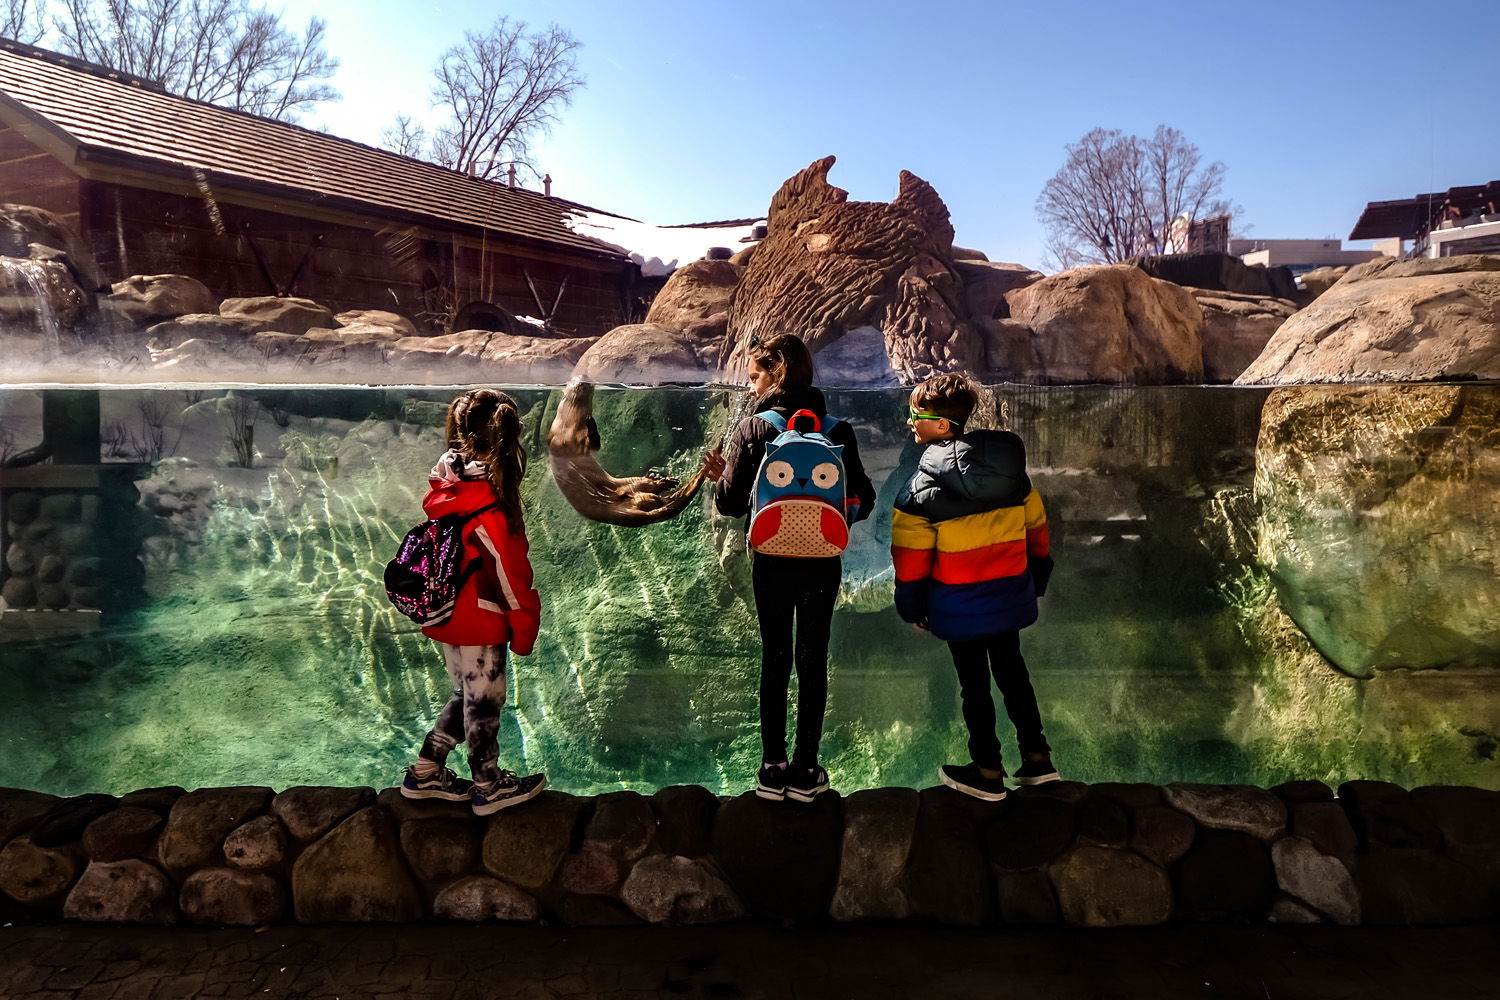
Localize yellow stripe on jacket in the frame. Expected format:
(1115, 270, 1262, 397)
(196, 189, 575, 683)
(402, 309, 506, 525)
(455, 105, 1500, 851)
(892, 489, 1049, 586)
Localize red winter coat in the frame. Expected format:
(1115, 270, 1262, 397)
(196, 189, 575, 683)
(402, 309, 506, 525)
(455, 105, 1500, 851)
(417, 451, 541, 653)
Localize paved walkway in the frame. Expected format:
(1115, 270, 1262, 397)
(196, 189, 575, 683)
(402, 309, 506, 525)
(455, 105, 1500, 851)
(1, 920, 1496, 999)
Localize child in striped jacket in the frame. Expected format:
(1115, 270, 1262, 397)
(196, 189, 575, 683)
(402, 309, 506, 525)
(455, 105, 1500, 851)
(890, 374, 1059, 801)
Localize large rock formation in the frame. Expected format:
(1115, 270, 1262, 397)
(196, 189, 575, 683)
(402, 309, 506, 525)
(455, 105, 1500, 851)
(1238, 255, 1500, 384)
(1192, 289, 1299, 383)
(724, 156, 980, 382)
(1253, 384, 1500, 676)
(1136, 251, 1298, 300)
(1002, 264, 1205, 383)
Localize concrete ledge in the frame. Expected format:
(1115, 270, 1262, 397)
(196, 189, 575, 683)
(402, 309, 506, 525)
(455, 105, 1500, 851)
(2, 781, 1496, 928)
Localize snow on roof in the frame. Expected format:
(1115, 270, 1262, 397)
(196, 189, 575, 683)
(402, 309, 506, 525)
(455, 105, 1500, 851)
(563, 210, 764, 277)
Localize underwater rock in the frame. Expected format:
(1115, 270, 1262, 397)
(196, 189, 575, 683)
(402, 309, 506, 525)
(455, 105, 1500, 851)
(222, 815, 287, 871)
(101, 274, 217, 327)
(272, 785, 376, 842)
(219, 295, 337, 335)
(1004, 264, 1205, 384)
(901, 787, 993, 925)
(62, 859, 176, 923)
(649, 785, 719, 858)
(81, 806, 164, 863)
(724, 156, 980, 383)
(1252, 384, 1500, 677)
(291, 806, 420, 922)
(619, 854, 744, 925)
(711, 790, 843, 922)
(432, 874, 539, 922)
(1238, 254, 1500, 383)
(1272, 835, 1360, 925)
(0, 834, 82, 905)
(829, 787, 918, 921)
(994, 866, 1060, 924)
(480, 791, 587, 891)
(158, 786, 274, 872)
(574, 323, 707, 384)
(1049, 844, 1172, 927)
(1191, 289, 1298, 383)
(1174, 830, 1275, 920)
(180, 867, 286, 925)
(400, 819, 481, 886)
(1163, 783, 1287, 841)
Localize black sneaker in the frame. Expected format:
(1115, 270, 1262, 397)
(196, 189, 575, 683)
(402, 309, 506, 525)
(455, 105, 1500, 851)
(400, 764, 474, 802)
(939, 762, 1008, 802)
(1012, 756, 1061, 786)
(785, 763, 830, 803)
(756, 762, 788, 801)
(472, 771, 546, 816)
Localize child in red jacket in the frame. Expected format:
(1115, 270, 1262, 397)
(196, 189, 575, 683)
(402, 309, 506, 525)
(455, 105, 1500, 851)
(400, 389, 546, 816)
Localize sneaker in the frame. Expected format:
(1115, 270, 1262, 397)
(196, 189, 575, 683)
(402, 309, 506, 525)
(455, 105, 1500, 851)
(755, 761, 788, 801)
(400, 764, 474, 802)
(472, 771, 547, 816)
(1012, 756, 1061, 786)
(785, 763, 830, 803)
(939, 762, 1008, 802)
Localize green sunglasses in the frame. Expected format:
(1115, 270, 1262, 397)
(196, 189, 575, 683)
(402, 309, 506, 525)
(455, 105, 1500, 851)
(908, 408, 946, 422)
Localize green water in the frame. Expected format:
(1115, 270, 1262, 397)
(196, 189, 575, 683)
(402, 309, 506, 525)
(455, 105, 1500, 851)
(1, 384, 1496, 796)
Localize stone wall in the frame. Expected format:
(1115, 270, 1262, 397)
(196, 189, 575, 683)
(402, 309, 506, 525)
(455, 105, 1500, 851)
(2, 781, 1496, 929)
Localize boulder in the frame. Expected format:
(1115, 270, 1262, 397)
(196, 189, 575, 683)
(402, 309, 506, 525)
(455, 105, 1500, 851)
(1298, 265, 1349, 301)
(222, 815, 287, 871)
(1269, 897, 1325, 924)
(1191, 289, 1298, 383)
(481, 792, 588, 891)
(389, 331, 595, 383)
(982, 794, 1075, 871)
(146, 314, 264, 348)
(1049, 845, 1172, 927)
(1290, 801, 1359, 867)
(619, 854, 744, 925)
(376, 786, 473, 825)
(1338, 782, 1442, 851)
(0, 257, 89, 329)
(829, 787, 919, 921)
(994, 866, 1060, 924)
(1253, 385, 1500, 677)
(1409, 786, 1500, 849)
(219, 295, 337, 334)
(976, 317, 1042, 381)
(1136, 252, 1298, 299)
(103, 275, 217, 326)
(1238, 255, 1500, 383)
(432, 874, 539, 922)
(81, 807, 164, 863)
(272, 786, 376, 843)
(302, 325, 406, 345)
(645, 258, 740, 330)
(555, 847, 623, 896)
(1271, 780, 1335, 805)
(29, 794, 118, 847)
(902, 787, 994, 925)
(1174, 830, 1275, 920)
(710, 791, 843, 922)
(1272, 836, 1359, 925)
(1089, 783, 1164, 810)
(179, 867, 286, 926)
(62, 860, 175, 923)
(725, 156, 981, 382)
(334, 309, 418, 336)
(0, 202, 102, 289)
(158, 786, 274, 872)
(1356, 848, 1495, 925)
(1004, 264, 1205, 384)
(649, 785, 719, 858)
(1163, 783, 1286, 841)
(1130, 805, 1198, 868)
(583, 790, 657, 864)
(291, 807, 420, 922)
(0, 834, 82, 905)
(400, 819, 481, 885)
(574, 324, 706, 384)
(1, 789, 62, 844)
(956, 260, 1044, 321)
(1075, 792, 1131, 848)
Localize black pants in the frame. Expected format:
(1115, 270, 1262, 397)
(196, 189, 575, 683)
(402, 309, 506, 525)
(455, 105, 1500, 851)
(752, 554, 841, 768)
(948, 630, 1050, 771)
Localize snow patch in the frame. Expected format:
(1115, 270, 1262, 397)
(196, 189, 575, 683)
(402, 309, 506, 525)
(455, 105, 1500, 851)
(563, 211, 764, 277)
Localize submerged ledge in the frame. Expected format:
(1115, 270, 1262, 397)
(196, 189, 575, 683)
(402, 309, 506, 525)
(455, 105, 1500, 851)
(1, 781, 1497, 929)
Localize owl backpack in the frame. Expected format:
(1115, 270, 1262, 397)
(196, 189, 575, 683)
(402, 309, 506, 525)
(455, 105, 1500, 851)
(748, 409, 856, 558)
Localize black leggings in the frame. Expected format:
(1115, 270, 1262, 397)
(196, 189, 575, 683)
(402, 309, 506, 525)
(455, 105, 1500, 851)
(752, 554, 841, 768)
(948, 630, 1050, 771)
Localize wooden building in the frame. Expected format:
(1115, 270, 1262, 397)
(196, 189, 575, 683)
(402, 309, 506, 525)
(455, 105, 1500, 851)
(1350, 181, 1500, 259)
(0, 40, 641, 336)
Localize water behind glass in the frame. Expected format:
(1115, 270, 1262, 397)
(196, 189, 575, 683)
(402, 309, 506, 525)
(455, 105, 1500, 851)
(0, 383, 1495, 796)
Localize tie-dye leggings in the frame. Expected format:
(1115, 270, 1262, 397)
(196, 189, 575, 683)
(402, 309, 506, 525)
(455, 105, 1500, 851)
(418, 643, 508, 789)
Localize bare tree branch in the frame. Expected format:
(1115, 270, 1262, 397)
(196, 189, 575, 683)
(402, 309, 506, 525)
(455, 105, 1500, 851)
(382, 114, 427, 159)
(45, 0, 338, 122)
(1, 0, 48, 43)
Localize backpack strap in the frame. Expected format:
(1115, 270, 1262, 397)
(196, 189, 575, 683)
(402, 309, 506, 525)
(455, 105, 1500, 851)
(755, 410, 787, 433)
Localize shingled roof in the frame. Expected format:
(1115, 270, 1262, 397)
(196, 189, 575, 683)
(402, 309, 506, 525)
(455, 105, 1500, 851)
(0, 40, 630, 261)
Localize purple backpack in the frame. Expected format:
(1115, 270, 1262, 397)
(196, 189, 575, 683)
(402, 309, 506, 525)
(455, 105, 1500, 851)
(384, 504, 495, 627)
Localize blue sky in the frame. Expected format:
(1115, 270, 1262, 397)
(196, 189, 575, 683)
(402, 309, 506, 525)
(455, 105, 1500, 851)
(302, 0, 1500, 269)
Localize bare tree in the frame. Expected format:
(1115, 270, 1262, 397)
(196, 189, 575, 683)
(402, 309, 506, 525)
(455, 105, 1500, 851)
(381, 114, 427, 159)
(48, 0, 337, 121)
(2, 0, 47, 43)
(1037, 125, 1229, 269)
(387, 17, 581, 179)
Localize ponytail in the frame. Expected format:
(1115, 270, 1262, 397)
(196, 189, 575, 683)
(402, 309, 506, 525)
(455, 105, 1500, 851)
(445, 389, 527, 532)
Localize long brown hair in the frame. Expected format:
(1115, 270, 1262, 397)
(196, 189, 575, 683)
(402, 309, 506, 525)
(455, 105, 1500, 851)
(746, 332, 815, 399)
(445, 388, 527, 531)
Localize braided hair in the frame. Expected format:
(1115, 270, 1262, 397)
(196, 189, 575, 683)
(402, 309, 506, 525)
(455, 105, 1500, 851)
(444, 388, 527, 531)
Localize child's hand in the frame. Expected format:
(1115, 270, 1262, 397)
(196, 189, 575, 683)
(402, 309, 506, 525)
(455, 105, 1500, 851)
(912, 619, 930, 634)
(701, 448, 726, 482)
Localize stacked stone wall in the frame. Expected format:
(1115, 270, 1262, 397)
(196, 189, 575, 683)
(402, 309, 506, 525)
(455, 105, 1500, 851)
(2, 780, 1496, 928)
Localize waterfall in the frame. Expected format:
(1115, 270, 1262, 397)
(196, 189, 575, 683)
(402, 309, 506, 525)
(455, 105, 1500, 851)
(0, 256, 68, 353)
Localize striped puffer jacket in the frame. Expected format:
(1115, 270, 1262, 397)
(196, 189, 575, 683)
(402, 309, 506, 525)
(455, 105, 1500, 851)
(890, 430, 1053, 642)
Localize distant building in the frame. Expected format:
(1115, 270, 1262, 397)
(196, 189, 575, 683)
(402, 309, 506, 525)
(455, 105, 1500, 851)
(0, 40, 641, 335)
(1228, 238, 1387, 276)
(1349, 181, 1500, 259)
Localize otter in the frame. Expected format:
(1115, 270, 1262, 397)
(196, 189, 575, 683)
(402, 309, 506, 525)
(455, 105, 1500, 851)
(547, 379, 708, 526)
